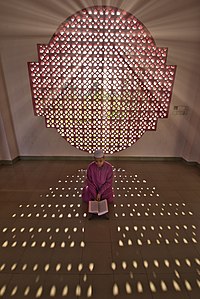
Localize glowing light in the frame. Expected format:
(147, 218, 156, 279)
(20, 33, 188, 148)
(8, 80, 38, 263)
(111, 262, 117, 270)
(11, 286, 18, 296)
(62, 286, 68, 296)
(28, 6, 176, 154)
(184, 280, 192, 291)
(24, 286, 30, 296)
(113, 283, 119, 296)
(89, 263, 94, 271)
(87, 285, 93, 297)
(137, 282, 143, 293)
(173, 280, 181, 291)
(75, 285, 81, 296)
(0, 285, 6, 296)
(161, 280, 168, 291)
(50, 285, 56, 297)
(125, 282, 132, 294)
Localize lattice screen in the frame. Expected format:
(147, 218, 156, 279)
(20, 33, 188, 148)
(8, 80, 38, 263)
(28, 6, 176, 154)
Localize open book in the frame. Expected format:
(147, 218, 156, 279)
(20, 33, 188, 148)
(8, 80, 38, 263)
(88, 199, 108, 216)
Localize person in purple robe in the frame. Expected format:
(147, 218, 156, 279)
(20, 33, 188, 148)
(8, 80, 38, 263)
(82, 149, 114, 203)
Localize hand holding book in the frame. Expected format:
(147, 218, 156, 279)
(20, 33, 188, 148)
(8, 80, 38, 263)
(88, 199, 109, 216)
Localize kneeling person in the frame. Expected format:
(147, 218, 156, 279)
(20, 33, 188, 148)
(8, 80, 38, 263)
(82, 149, 114, 203)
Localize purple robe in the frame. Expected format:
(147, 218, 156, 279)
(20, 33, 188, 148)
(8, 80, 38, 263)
(82, 161, 114, 203)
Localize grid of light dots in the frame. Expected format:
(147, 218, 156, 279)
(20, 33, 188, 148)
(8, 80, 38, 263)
(28, 6, 176, 154)
(0, 168, 199, 297)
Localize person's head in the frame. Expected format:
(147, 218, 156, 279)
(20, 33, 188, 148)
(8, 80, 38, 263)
(94, 149, 105, 168)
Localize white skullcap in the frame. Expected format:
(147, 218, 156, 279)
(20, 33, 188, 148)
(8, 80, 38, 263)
(94, 149, 104, 159)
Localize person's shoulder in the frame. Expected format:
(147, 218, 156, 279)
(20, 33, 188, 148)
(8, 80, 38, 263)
(104, 161, 113, 169)
(87, 161, 96, 169)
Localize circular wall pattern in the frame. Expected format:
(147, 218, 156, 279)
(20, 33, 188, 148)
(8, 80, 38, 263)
(28, 6, 176, 154)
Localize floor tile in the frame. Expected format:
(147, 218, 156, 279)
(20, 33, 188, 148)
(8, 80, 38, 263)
(0, 160, 199, 298)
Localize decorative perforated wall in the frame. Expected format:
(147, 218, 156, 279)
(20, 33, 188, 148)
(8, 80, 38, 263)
(28, 6, 176, 154)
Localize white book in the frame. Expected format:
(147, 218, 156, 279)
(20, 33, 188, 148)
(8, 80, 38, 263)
(88, 199, 109, 216)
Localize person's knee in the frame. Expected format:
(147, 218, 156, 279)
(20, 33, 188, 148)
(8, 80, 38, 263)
(82, 197, 90, 203)
(107, 198, 114, 204)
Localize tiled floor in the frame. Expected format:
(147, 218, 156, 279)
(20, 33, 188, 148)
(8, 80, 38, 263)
(0, 159, 200, 299)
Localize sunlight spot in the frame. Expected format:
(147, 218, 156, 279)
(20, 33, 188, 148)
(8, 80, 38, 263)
(22, 241, 27, 247)
(24, 286, 30, 296)
(122, 261, 127, 270)
(125, 282, 132, 294)
(87, 285, 93, 298)
(184, 280, 192, 291)
(56, 264, 61, 272)
(41, 241, 46, 247)
(78, 263, 83, 272)
(44, 264, 50, 272)
(61, 242, 65, 248)
(175, 259, 181, 267)
(11, 263, 17, 271)
(144, 260, 148, 268)
(149, 281, 156, 292)
(111, 262, 116, 270)
(2, 241, 8, 248)
(119, 240, 124, 246)
(192, 238, 197, 243)
(113, 283, 119, 296)
(67, 264, 72, 271)
(31, 241, 36, 247)
(22, 264, 27, 271)
(0, 285, 6, 296)
(173, 280, 181, 291)
(50, 285, 56, 297)
(33, 264, 38, 271)
(128, 239, 132, 245)
(80, 241, 85, 247)
(0, 264, 6, 271)
(196, 279, 200, 288)
(154, 260, 159, 268)
(137, 281, 143, 293)
(132, 261, 138, 269)
(164, 259, 170, 267)
(89, 263, 94, 271)
(174, 270, 180, 279)
(185, 258, 191, 267)
(70, 241, 75, 247)
(76, 285, 81, 296)
(50, 242, 56, 248)
(195, 258, 200, 265)
(11, 286, 18, 296)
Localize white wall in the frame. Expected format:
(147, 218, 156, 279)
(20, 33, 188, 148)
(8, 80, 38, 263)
(0, 56, 19, 161)
(0, 0, 199, 162)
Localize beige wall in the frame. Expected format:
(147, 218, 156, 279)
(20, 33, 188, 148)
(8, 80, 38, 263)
(0, 56, 19, 161)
